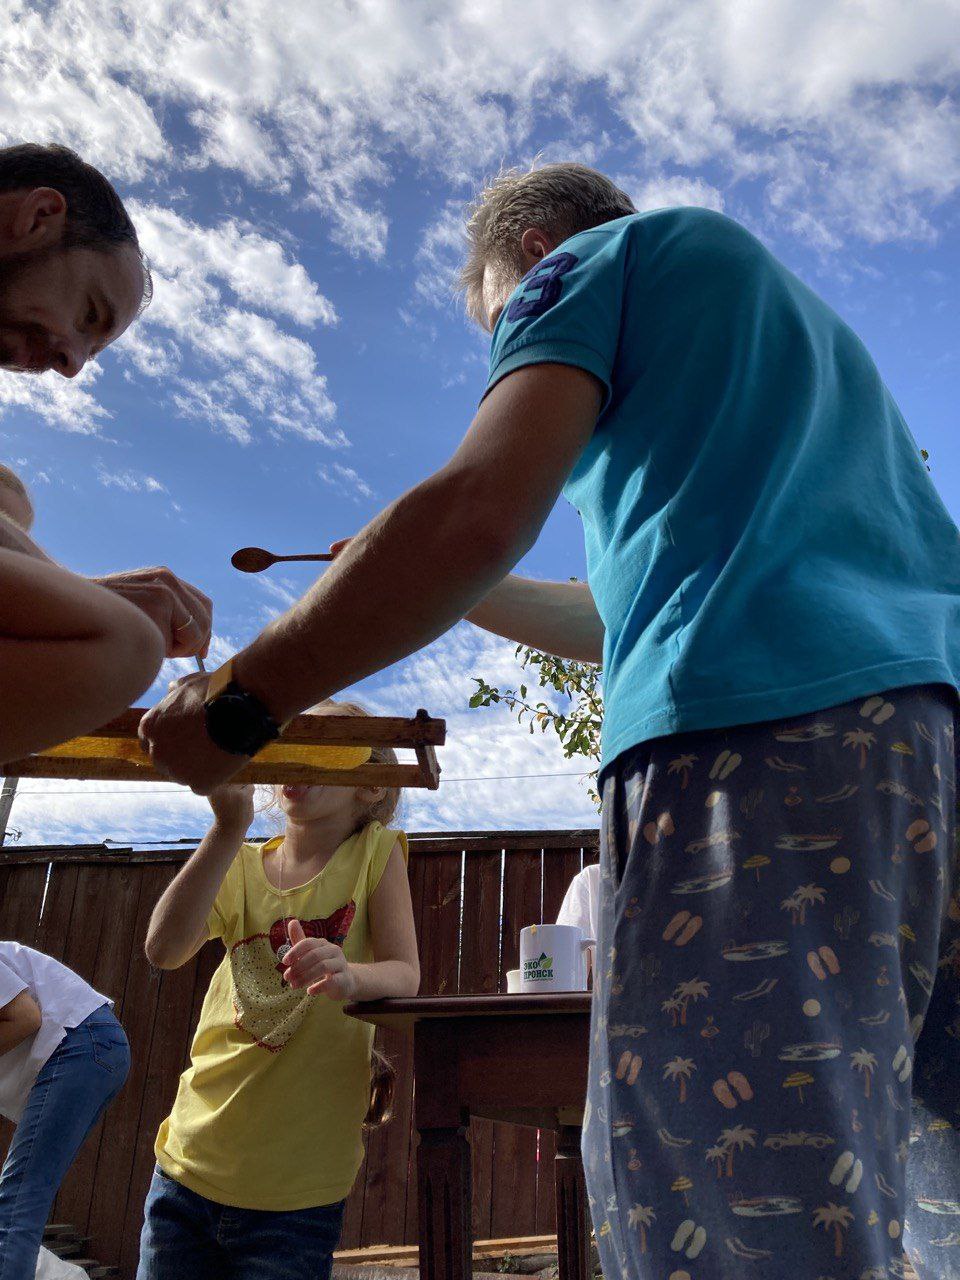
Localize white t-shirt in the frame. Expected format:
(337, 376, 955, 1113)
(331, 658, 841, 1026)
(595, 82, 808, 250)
(556, 862, 600, 942)
(0, 942, 108, 1122)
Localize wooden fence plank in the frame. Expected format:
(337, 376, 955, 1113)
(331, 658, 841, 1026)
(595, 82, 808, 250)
(53, 864, 133, 1234)
(459, 847, 502, 1243)
(0, 862, 46, 946)
(370, 847, 427, 1248)
(119, 954, 203, 1279)
(106, 867, 175, 1271)
(34, 863, 80, 960)
(83, 865, 150, 1251)
(537, 847, 587, 1235)
(490, 848, 542, 1240)
(402, 849, 430, 1246)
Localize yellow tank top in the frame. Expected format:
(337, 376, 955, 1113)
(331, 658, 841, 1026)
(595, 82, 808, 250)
(155, 821, 405, 1210)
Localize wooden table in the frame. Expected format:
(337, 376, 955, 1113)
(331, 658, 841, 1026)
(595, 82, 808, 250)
(346, 994, 592, 1280)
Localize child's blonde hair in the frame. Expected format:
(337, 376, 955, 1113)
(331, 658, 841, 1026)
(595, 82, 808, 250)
(261, 698, 402, 831)
(334, 701, 403, 830)
(0, 464, 34, 530)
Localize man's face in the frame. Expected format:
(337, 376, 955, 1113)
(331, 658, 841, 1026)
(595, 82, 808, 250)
(0, 240, 144, 378)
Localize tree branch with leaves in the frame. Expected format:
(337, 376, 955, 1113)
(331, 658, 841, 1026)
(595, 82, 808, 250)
(470, 645, 604, 806)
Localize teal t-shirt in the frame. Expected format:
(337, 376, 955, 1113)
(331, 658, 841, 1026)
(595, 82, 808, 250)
(485, 209, 960, 770)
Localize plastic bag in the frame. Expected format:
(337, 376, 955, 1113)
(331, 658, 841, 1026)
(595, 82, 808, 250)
(35, 1247, 89, 1279)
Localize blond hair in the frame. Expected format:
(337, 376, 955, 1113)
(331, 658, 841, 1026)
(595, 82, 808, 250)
(459, 162, 635, 327)
(0, 463, 33, 529)
(261, 698, 402, 831)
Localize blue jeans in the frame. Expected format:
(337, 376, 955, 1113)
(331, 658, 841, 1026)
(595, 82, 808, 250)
(0, 1004, 129, 1280)
(136, 1166, 346, 1280)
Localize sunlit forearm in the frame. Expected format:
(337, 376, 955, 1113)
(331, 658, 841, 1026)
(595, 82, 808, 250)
(235, 470, 535, 723)
(467, 574, 604, 664)
(232, 365, 602, 724)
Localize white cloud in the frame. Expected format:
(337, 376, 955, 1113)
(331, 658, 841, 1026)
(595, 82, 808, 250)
(256, 575, 301, 609)
(3, 0, 958, 447)
(113, 205, 343, 445)
(0, 1, 167, 183)
(96, 465, 167, 493)
(0, 365, 109, 434)
(318, 463, 376, 502)
(626, 174, 725, 213)
(129, 204, 337, 327)
(169, 380, 253, 446)
(2, 0, 956, 262)
(358, 625, 599, 831)
(414, 203, 469, 308)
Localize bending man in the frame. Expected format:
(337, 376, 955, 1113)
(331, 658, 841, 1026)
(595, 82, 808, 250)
(142, 163, 959, 1280)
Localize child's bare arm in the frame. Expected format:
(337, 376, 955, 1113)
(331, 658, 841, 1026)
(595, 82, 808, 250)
(0, 990, 42, 1057)
(0, 549, 166, 763)
(282, 843, 420, 1000)
(144, 787, 254, 970)
(352, 843, 420, 999)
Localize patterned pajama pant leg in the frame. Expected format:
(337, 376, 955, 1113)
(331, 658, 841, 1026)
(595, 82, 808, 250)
(583, 685, 960, 1280)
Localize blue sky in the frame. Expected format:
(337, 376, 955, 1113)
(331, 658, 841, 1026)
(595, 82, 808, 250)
(0, 1, 958, 845)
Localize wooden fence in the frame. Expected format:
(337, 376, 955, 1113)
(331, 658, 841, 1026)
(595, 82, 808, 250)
(0, 831, 598, 1277)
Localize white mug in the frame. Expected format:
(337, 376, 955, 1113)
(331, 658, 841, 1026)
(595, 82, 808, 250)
(505, 969, 522, 993)
(520, 923, 594, 992)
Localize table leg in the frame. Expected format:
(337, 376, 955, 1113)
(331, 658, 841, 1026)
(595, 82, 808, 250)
(417, 1125, 472, 1280)
(414, 1022, 472, 1280)
(555, 1125, 591, 1280)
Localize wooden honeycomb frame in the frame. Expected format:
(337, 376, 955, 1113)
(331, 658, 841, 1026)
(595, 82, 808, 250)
(1, 708, 445, 790)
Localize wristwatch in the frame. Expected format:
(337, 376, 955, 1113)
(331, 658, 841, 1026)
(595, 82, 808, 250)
(203, 659, 281, 757)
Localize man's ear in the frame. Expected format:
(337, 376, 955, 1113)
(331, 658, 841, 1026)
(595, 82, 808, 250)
(520, 227, 556, 263)
(10, 187, 68, 248)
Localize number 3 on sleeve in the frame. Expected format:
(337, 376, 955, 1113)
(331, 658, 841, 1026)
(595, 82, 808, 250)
(506, 252, 579, 322)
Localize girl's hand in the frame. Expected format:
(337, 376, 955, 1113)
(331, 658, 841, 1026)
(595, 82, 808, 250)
(282, 919, 358, 1001)
(207, 784, 255, 834)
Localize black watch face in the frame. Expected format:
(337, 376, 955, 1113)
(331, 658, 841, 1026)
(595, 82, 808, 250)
(205, 692, 265, 756)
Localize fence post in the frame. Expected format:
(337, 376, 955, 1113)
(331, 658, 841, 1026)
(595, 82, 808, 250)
(0, 776, 19, 846)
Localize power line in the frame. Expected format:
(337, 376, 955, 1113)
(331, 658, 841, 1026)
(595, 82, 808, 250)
(4, 769, 591, 800)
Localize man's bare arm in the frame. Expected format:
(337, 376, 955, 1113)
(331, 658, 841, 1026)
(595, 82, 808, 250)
(140, 364, 602, 790)
(466, 575, 603, 664)
(0, 550, 166, 762)
(232, 364, 602, 722)
(0, 991, 42, 1057)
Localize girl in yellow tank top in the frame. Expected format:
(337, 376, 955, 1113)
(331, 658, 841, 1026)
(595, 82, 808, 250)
(138, 700, 420, 1280)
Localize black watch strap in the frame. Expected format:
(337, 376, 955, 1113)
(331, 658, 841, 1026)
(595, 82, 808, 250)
(203, 677, 281, 757)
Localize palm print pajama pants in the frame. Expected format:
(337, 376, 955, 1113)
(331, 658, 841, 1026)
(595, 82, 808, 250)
(584, 685, 959, 1280)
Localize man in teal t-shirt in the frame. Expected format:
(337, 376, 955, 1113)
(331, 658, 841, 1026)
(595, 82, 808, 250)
(143, 163, 959, 1280)
(468, 174, 960, 1280)
(484, 205, 960, 764)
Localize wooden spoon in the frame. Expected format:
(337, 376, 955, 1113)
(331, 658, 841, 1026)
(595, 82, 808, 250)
(231, 546, 334, 573)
